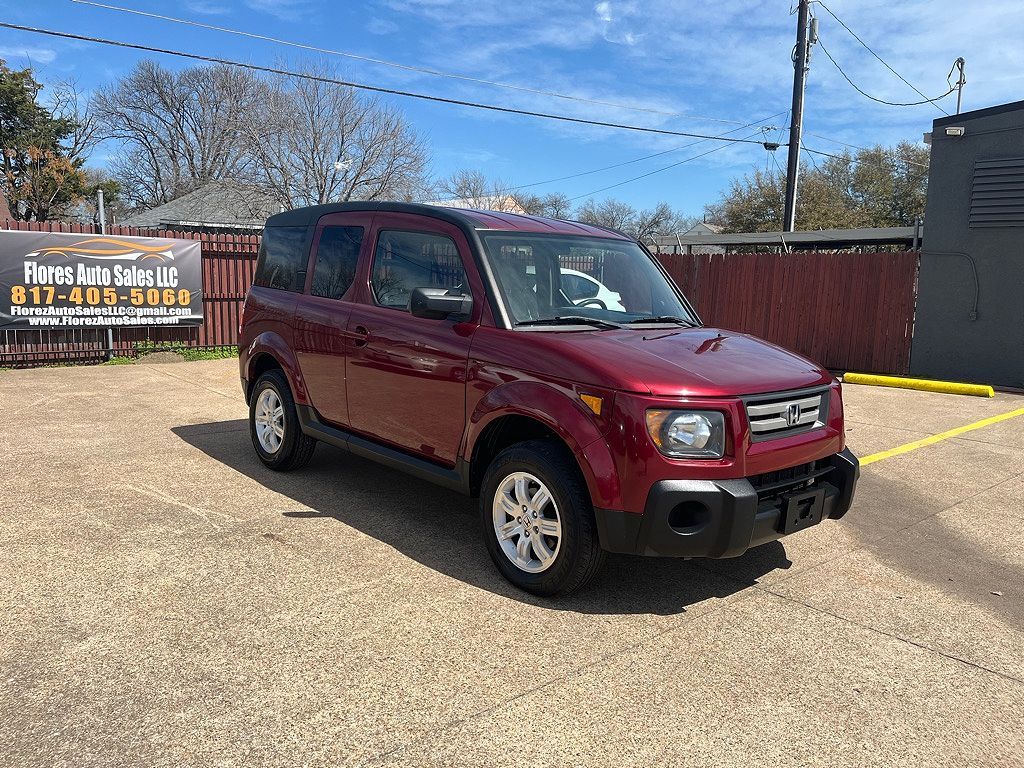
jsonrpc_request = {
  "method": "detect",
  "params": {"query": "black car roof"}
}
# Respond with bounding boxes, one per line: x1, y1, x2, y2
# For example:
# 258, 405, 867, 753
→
264, 201, 630, 239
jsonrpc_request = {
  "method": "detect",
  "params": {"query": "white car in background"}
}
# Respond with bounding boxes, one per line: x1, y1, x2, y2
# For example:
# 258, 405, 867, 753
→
526, 266, 626, 312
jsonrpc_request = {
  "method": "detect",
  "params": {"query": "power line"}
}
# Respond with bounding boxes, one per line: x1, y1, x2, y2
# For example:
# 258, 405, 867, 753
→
801, 145, 868, 162
816, 0, 948, 116
511, 111, 787, 192
796, 131, 930, 169
770, 149, 787, 210
800, 139, 821, 171
568, 129, 768, 201
0, 22, 775, 146
803, 131, 871, 152
817, 38, 956, 108
69, 0, 753, 128
801, 144, 928, 177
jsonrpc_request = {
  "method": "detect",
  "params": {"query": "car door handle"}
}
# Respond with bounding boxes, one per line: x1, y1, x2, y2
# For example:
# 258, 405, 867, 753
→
351, 325, 370, 347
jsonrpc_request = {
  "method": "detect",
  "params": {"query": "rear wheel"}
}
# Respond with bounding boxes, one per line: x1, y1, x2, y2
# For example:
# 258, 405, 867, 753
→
249, 369, 316, 471
480, 439, 605, 596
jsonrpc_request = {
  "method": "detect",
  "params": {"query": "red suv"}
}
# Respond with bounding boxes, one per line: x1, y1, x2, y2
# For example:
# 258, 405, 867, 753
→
239, 202, 858, 595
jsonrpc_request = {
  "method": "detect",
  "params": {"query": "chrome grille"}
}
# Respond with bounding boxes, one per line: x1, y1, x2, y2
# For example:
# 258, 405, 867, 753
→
744, 388, 828, 441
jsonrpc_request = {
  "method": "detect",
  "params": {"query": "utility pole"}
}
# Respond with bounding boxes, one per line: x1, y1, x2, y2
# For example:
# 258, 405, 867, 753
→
953, 57, 966, 114
783, 0, 814, 233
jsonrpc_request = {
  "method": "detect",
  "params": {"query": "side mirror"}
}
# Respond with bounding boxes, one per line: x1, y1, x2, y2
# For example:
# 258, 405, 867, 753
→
409, 287, 473, 320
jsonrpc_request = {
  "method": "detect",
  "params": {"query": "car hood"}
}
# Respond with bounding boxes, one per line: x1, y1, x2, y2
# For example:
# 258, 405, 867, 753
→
537, 327, 832, 397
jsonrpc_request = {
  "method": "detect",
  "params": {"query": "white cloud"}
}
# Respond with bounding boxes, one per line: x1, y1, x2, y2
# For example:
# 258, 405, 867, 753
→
593, 1, 642, 45
367, 17, 400, 35
184, 0, 231, 14
244, 0, 313, 21
0, 46, 57, 65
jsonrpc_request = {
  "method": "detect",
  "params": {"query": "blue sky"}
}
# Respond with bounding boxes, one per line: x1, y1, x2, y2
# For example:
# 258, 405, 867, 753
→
2, 0, 1023, 215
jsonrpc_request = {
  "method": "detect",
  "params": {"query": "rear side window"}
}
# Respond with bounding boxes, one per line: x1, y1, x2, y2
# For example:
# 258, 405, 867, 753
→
253, 226, 309, 292
370, 230, 467, 310
311, 226, 363, 300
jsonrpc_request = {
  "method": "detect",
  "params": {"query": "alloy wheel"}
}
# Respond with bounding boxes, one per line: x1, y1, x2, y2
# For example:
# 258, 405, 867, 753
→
254, 388, 285, 454
492, 471, 562, 573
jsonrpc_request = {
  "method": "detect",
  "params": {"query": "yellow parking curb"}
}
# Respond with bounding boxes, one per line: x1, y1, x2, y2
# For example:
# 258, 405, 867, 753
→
843, 372, 995, 398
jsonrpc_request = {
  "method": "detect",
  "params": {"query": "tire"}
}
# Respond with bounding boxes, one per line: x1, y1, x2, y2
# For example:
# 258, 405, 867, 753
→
480, 439, 606, 596
249, 369, 316, 471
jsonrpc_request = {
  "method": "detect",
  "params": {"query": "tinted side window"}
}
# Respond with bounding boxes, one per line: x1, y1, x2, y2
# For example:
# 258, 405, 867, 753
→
253, 226, 309, 292
311, 226, 363, 300
370, 230, 467, 311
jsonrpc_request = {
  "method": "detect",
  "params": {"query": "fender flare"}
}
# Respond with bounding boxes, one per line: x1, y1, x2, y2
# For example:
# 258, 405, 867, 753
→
244, 331, 310, 406
463, 381, 621, 511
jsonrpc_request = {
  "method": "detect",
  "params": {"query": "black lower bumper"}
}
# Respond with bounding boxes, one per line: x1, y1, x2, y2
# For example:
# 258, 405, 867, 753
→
595, 448, 860, 559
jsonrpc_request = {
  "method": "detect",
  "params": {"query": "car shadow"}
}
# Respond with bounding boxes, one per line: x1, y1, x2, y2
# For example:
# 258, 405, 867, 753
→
172, 420, 792, 616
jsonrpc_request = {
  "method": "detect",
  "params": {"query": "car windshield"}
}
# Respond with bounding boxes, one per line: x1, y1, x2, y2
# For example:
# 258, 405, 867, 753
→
479, 232, 698, 328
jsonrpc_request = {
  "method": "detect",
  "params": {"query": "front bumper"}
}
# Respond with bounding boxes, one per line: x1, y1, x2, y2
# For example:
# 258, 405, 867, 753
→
595, 448, 859, 558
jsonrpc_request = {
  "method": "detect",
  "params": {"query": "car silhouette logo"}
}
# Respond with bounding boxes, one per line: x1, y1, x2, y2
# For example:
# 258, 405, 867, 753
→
786, 402, 802, 427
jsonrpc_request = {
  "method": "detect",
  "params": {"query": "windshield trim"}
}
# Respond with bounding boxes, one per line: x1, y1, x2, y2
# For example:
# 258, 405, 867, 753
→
476, 230, 702, 330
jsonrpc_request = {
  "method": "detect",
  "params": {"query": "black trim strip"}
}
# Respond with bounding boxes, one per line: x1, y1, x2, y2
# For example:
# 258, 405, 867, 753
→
750, 465, 834, 494
296, 405, 470, 494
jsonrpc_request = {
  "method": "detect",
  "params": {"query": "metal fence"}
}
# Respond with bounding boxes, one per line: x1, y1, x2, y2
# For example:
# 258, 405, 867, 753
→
655, 250, 921, 375
1, 220, 258, 367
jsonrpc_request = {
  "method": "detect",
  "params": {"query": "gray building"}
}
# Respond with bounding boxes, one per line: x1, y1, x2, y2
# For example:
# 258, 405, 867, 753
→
911, 100, 1024, 388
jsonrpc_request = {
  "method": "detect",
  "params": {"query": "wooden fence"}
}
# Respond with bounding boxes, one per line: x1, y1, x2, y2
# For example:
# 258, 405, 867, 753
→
1, 220, 258, 366
655, 250, 921, 375
2, 220, 920, 375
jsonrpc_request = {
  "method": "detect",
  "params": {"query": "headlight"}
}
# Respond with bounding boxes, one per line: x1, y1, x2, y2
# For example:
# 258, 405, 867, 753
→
646, 410, 726, 458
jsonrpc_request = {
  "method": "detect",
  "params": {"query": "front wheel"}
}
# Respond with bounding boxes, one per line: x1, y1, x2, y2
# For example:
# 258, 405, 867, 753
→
480, 440, 605, 596
249, 369, 316, 471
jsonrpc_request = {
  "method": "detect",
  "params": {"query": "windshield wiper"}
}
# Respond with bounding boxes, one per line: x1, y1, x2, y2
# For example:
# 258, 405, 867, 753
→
624, 315, 696, 327
515, 315, 623, 330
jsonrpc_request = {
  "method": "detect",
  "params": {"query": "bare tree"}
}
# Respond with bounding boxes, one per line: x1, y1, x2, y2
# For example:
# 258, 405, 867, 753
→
242, 64, 428, 208
436, 169, 522, 211
516, 192, 573, 219
664, 210, 700, 236
93, 60, 266, 209
438, 169, 492, 201
576, 197, 697, 240
48, 79, 100, 163
576, 198, 637, 232
632, 202, 675, 243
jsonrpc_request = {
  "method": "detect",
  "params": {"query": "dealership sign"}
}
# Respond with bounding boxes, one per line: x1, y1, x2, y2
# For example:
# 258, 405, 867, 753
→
0, 231, 203, 328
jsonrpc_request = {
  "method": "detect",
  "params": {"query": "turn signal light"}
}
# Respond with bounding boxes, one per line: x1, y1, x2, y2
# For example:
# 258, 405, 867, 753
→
579, 394, 603, 416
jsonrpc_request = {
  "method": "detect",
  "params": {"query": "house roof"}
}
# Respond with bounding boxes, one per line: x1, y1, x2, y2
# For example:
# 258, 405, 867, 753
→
684, 222, 724, 235
120, 182, 281, 230
266, 202, 630, 239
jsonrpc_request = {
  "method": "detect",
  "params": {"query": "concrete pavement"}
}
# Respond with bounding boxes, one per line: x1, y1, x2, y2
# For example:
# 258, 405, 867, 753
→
1, 359, 1022, 767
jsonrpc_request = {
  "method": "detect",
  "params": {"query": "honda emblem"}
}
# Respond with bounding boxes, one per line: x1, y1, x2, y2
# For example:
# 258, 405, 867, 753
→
786, 402, 802, 427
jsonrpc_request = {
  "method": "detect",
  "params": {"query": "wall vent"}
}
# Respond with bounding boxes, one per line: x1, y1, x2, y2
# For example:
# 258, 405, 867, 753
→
970, 157, 1024, 228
